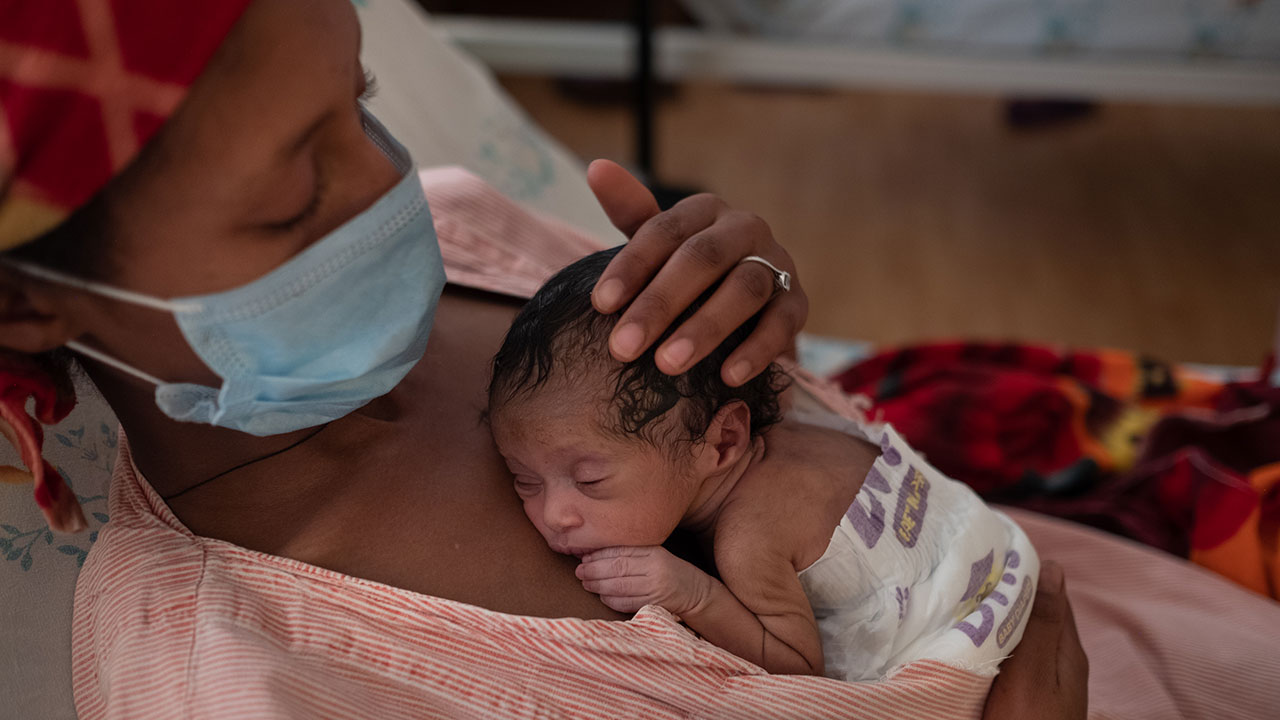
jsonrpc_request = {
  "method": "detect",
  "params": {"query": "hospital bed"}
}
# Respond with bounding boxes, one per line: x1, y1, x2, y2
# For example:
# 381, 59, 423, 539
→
435, 0, 1280, 105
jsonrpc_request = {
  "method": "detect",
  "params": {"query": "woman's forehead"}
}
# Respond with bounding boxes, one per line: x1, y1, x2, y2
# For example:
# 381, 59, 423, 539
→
58, 0, 370, 299
148, 0, 361, 171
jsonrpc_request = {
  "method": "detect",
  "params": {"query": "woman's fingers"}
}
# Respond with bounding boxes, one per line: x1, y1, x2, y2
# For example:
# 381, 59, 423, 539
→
606, 204, 762, 363
592, 193, 726, 321
982, 561, 1088, 720
598, 199, 793, 372
689, 260, 807, 385
653, 255, 806, 383
586, 158, 661, 239
1058, 589, 1089, 695
585, 158, 810, 385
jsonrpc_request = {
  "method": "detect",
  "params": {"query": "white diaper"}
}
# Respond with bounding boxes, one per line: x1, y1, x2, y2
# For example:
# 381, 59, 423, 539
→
794, 411, 1039, 682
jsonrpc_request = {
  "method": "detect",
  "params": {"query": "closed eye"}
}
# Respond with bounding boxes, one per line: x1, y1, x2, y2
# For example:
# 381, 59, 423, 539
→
513, 477, 541, 495
574, 478, 610, 494
263, 172, 325, 233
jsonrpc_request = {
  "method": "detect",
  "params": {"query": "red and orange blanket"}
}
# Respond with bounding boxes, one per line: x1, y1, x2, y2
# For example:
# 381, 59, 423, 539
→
833, 342, 1280, 599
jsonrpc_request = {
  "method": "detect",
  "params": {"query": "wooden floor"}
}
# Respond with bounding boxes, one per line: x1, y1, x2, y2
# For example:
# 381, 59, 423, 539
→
498, 76, 1280, 367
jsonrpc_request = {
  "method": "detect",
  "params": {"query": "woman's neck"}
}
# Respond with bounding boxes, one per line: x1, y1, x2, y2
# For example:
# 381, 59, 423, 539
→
83, 286, 513, 508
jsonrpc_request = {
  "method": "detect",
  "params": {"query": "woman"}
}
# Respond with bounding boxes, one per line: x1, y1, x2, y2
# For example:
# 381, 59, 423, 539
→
2, 0, 1088, 716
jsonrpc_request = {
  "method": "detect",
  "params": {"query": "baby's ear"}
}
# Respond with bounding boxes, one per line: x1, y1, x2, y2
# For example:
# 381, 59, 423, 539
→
703, 401, 752, 471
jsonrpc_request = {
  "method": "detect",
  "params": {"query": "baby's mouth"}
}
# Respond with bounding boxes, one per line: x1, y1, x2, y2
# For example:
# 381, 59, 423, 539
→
553, 545, 594, 559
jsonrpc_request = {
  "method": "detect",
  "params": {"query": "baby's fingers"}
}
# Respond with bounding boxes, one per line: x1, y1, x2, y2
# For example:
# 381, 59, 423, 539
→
580, 575, 652, 597
578, 546, 666, 583
576, 555, 640, 582
598, 595, 647, 614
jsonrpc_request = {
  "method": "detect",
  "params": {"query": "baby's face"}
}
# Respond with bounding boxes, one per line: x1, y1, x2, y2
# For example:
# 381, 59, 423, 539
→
489, 389, 700, 559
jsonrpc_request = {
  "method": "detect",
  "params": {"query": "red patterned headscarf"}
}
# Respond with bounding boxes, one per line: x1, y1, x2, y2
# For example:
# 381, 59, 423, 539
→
1, 0, 254, 532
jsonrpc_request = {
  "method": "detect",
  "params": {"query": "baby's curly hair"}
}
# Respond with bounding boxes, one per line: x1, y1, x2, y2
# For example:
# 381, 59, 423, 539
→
488, 246, 787, 450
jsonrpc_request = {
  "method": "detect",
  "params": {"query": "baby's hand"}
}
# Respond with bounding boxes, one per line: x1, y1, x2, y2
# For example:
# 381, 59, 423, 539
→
577, 546, 713, 615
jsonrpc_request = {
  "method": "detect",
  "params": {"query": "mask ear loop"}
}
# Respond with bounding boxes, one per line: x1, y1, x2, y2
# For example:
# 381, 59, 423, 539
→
0, 258, 204, 314
2, 258, 196, 387
64, 340, 165, 387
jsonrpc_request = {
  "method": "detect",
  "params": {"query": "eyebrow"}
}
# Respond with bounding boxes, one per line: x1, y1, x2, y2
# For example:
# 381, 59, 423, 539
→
570, 456, 608, 473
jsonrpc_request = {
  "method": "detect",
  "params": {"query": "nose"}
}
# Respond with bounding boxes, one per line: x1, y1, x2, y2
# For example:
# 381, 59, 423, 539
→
542, 488, 583, 534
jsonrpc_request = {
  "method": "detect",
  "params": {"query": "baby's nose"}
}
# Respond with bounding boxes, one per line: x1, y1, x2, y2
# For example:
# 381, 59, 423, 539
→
543, 491, 583, 533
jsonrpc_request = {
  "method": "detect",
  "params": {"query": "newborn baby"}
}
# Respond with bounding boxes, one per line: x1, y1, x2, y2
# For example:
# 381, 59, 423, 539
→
486, 247, 1038, 681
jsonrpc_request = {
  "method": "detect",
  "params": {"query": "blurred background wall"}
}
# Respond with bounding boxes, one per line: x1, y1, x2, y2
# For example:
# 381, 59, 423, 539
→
419, 0, 1280, 367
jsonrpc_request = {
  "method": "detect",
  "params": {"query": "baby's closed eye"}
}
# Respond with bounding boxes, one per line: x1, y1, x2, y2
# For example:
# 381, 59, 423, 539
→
513, 476, 542, 496
573, 477, 613, 497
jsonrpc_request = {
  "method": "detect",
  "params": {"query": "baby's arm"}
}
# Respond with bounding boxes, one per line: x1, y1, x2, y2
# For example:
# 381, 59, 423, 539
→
576, 544, 823, 675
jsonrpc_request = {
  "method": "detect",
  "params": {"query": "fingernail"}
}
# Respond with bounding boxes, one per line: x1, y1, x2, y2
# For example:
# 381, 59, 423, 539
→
727, 360, 752, 386
662, 339, 694, 371
612, 323, 644, 359
595, 278, 624, 311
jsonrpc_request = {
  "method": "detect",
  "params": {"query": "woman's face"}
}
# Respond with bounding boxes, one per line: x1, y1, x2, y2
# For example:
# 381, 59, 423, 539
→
1, 0, 400, 389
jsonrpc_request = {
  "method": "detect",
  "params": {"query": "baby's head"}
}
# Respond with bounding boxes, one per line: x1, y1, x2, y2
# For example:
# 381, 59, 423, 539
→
487, 246, 786, 557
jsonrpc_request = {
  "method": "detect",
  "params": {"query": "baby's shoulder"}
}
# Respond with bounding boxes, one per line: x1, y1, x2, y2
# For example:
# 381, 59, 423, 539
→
712, 462, 834, 568
717, 421, 881, 564
766, 419, 879, 470
752, 422, 880, 503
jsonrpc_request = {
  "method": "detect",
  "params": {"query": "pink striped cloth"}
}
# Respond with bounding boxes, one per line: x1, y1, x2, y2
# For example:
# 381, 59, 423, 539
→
72, 168, 1280, 718
72, 433, 992, 719
1002, 508, 1280, 720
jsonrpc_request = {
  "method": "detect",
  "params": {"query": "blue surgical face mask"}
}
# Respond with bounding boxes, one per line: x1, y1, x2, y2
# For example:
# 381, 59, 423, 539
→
4, 112, 447, 436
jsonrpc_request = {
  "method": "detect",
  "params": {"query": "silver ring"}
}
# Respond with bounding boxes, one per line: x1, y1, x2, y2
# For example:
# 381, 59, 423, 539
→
737, 255, 791, 293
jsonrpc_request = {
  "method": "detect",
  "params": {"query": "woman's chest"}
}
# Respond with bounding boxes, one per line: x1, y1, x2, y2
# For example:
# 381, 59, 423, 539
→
312, 424, 621, 619
188, 289, 624, 619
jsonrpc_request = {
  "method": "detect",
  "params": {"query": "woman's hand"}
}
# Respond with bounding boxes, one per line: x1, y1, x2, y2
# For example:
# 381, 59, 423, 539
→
982, 561, 1089, 720
586, 160, 808, 387
576, 545, 713, 615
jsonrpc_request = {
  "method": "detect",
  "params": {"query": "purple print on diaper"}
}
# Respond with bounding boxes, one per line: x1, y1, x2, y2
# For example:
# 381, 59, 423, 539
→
896, 586, 911, 622
955, 550, 1025, 648
846, 467, 891, 549
997, 579, 1033, 649
957, 605, 996, 647
845, 493, 885, 549
961, 551, 995, 603
864, 466, 891, 493
892, 467, 930, 547
880, 433, 903, 467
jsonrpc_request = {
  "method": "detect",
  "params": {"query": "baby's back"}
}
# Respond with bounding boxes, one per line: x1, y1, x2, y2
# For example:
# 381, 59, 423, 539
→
723, 410, 1038, 682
